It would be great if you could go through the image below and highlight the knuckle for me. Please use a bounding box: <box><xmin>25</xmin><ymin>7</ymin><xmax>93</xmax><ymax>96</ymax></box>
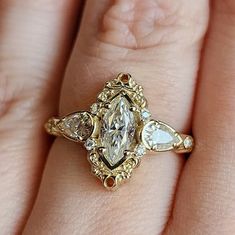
<box><xmin>98</xmin><ymin>0</ymin><xmax>208</xmax><ymax>50</ymax></box>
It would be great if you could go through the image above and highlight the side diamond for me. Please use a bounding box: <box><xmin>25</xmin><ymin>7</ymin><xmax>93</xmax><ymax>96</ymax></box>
<box><xmin>58</xmin><ymin>112</ymin><xmax>93</xmax><ymax>141</ymax></box>
<box><xmin>142</xmin><ymin>120</ymin><xmax>181</xmax><ymax>151</ymax></box>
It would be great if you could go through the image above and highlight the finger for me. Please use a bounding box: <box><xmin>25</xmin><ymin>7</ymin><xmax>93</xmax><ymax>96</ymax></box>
<box><xmin>0</xmin><ymin>0</ymin><xmax>82</xmax><ymax>234</ymax></box>
<box><xmin>24</xmin><ymin>0</ymin><xmax>209</xmax><ymax>234</ymax></box>
<box><xmin>165</xmin><ymin>1</ymin><xmax>235</xmax><ymax>234</ymax></box>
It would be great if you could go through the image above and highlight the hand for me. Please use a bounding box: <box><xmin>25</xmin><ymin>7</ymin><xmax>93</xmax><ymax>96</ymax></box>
<box><xmin>1</xmin><ymin>1</ymin><xmax>234</xmax><ymax>234</ymax></box>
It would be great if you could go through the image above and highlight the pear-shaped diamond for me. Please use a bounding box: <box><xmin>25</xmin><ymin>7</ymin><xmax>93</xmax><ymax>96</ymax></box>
<box><xmin>100</xmin><ymin>95</ymin><xmax>135</xmax><ymax>167</ymax></box>
<box><xmin>142</xmin><ymin>120</ymin><xmax>181</xmax><ymax>151</ymax></box>
<box><xmin>58</xmin><ymin>112</ymin><xmax>93</xmax><ymax>141</ymax></box>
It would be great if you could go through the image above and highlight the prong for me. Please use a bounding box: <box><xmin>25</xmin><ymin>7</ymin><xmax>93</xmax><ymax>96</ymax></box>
<box><xmin>129</xmin><ymin>106</ymin><xmax>137</xmax><ymax>112</ymax></box>
<box><xmin>120</xmin><ymin>90</ymin><xmax>126</xmax><ymax>96</ymax></box>
<box><xmin>124</xmin><ymin>150</ymin><xmax>133</xmax><ymax>157</ymax></box>
<box><xmin>152</xmin><ymin>145</ymin><xmax>158</xmax><ymax>151</ymax></box>
<box><xmin>77</xmin><ymin>136</ymin><xmax>84</xmax><ymax>142</ymax></box>
<box><xmin>156</xmin><ymin>123</ymin><xmax>161</xmax><ymax>129</ymax></box>
<box><xmin>104</xmin><ymin>102</ymin><xmax>111</xmax><ymax>109</ymax></box>
<box><xmin>89</xmin><ymin>152</ymin><xmax>96</xmax><ymax>160</ymax></box>
<box><xmin>98</xmin><ymin>147</ymin><xmax>106</xmax><ymax>155</ymax></box>
<box><xmin>173</xmin><ymin>142</ymin><xmax>179</xmax><ymax>149</ymax></box>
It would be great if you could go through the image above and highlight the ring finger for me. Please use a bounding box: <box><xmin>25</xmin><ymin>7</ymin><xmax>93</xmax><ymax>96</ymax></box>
<box><xmin>24</xmin><ymin>0</ymin><xmax>209</xmax><ymax>234</ymax></box>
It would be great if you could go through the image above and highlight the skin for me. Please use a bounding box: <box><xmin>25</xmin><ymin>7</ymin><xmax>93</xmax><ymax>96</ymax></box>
<box><xmin>0</xmin><ymin>0</ymin><xmax>235</xmax><ymax>234</ymax></box>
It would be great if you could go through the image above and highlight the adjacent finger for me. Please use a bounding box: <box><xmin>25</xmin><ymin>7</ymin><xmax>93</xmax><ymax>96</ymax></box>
<box><xmin>166</xmin><ymin>1</ymin><xmax>235</xmax><ymax>234</ymax></box>
<box><xmin>24</xmin><ymin>0</ymin><xmax>209</xmax><ymax>234</ymax></box>
<box><xmin>0</xmin><ymin>0</ymin><xmax>81</xmax><ymax>234</ymax></box>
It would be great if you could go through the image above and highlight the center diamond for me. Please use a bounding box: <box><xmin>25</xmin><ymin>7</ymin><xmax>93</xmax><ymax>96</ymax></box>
<box><xmin>100</xmin><ymin>95</ymin><xmax>135</xmax><ymax>167</ymax></box>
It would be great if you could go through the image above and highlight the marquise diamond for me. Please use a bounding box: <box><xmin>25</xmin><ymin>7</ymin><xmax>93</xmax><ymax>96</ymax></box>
<box><xmin>100</xmin><ymin>95</ymin><xmax>135</xmax><ymax>166</ymax></box>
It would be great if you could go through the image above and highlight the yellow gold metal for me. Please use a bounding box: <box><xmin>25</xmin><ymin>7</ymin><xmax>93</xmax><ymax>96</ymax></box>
<box><xmin>45</xmin><ymin>73</ymin><xmax>194</xmax><ymax>190</ymax></box>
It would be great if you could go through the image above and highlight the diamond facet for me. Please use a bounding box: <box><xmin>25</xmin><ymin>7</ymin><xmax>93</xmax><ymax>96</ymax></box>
<box><xmin>100</xmin><ymin>95</ymin><xmax>135</xmax><ymax>166</ymax></box>
<box><xmin>58</xmin><ymin>112</ymin><xmax>93</xmax><ymax>141</ymax></box>
<box><xmin>142</xmin><ymin>120</ymin><xmax>181</xmax><ymax>151</ymax></box>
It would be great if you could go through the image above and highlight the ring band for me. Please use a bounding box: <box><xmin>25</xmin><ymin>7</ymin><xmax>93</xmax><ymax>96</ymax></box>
<box><xmin>45</xmin><ymin>73</ymin><xmax>194</xmax><ymax>190</ymax></box>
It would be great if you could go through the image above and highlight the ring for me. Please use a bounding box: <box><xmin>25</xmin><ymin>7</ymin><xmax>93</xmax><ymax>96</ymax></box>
<box><xmin>45</xmin><ymin>73</ymin><xmax>194</xmax><ymax>190</ymax></box>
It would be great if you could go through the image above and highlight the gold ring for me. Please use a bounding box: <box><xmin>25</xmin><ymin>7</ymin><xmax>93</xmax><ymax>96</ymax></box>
<box><xmin>45</xmin><ymin>73</ymin><xmax>194</xmax><ymax>190</ymax></box>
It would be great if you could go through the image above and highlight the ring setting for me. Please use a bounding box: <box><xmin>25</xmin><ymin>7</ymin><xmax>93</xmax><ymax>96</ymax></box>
<box><xmin>45</xmin><ymin>73</ymin><xmax>194</xmax><ymax>190</ymax></box>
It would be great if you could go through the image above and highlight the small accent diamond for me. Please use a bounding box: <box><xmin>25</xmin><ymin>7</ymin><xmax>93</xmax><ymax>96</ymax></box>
<box><xmin>90</xmin><ymin>103</ymin><xmax>99</xmax><ymax>114</ymax></box>
<box><xmin>84</xmin><ymin>138</ymin><xmax>96</xmax><ymax>151</ymax></box>
<box><xmin>183</xmin><ymin>136</ymin><xmax>193</xmax><ymax>149</ymax></box>
<box><xmin>98</xmin><ymin>92</ymin><xmax>108</xmax><ymax>101</ymax></box>
<box><xmin>140</xmin><ymin>108</ymin><xmax>151</xmax><ymax>121</ymax></box>
<box><xmin>135</xmin><ymin>144</ymin><xmax>146</xmax><ymax>157</ymax></box>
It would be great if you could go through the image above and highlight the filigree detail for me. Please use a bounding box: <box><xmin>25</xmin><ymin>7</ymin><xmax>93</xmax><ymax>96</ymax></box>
<box><xmin>89</xmin><ymin>152</ymin><xmax>141</xmax><ymax>189</ymax></box>
<box><xmin>97</xmin><ymin>73</ymin><xmax>147</xmax><ymax>109</ymax></box>
<box><xmin>44</xmin><ymin>73</ymin><xmax>194</xmax><ymax>190</ymax></box>
<box><xmin>44</xmin><ymin>117</ymin><xmax>61</xmax><ymax>136</ymax></box>
<box><xmin>86</xmin><ymin>73</ymin><xmax>148</xmax><ymax>189</ymax></box>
